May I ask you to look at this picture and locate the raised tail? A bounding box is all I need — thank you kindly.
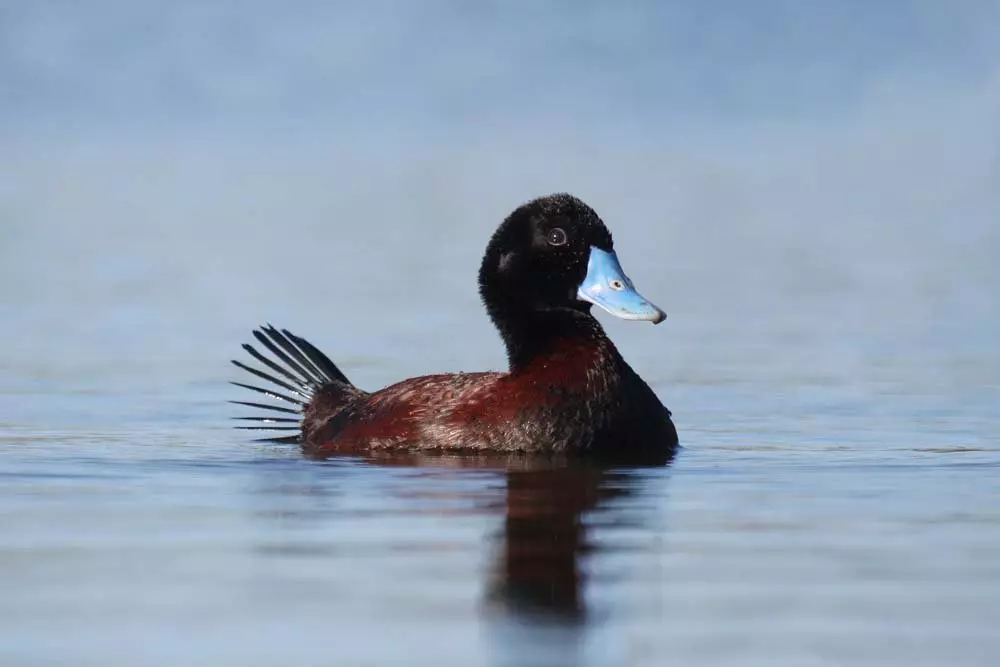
[231,324,352,443]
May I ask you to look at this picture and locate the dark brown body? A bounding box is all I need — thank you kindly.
[300,320,676,456]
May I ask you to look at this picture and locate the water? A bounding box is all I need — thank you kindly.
[3,180,998,666]
[3,3,1000,665]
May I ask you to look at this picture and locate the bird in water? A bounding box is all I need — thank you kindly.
[232,193,677,457]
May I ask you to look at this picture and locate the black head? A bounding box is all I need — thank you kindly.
[478,194,665,330]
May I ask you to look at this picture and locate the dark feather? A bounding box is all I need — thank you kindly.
[253,329,323,388]
[262,324,329,387]
[282,329,349,384]
[230,400,300,415]
[235,425,300,431]
[230,359,311,399]
[233,325,356,446]
[230,381,304,406]
[253,434,301,444]
[241,343,314,391]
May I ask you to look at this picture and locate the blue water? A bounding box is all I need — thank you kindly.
[3,3,1000,665]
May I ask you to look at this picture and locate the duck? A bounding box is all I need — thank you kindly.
[232,193,678,456]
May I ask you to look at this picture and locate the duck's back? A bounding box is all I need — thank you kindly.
[302,371,503,454]
[301,346,674,455]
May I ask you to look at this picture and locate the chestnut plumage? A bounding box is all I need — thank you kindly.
[231,194,677,456]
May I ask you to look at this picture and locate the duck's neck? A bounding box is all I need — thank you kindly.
[490,305,620,374]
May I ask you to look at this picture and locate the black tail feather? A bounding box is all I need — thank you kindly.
[257,434,301,445]
[282,328,350,384]
[233,426,299,431]
[252,328,323,389]
[232,326,354,444]
[230,359,311,399]
[262,324,330,388]
[229,400,299,415]
[241,343,313,392]
[230,381,304,406]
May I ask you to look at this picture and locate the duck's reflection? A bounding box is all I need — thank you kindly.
[248,449,672,664]
[360,449,673,623]
[488,462,612,621]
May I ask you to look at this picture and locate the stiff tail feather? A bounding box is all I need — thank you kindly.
[231,324,349,443]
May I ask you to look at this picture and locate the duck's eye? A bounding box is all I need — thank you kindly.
[547,228,568,246]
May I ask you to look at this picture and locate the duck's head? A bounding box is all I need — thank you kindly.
[479,193,666,326]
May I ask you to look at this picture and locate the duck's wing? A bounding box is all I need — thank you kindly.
[302,371,503,454]
[230,324,366,444]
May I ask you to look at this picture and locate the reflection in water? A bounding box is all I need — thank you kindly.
[480,452,673,667]
[484,451,673,623]
[247,450,673,666]
[490,465,597,620]
[488,465,612,620]
[351,450,673,621]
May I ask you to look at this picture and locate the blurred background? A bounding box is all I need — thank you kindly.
[1,2,999,666]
